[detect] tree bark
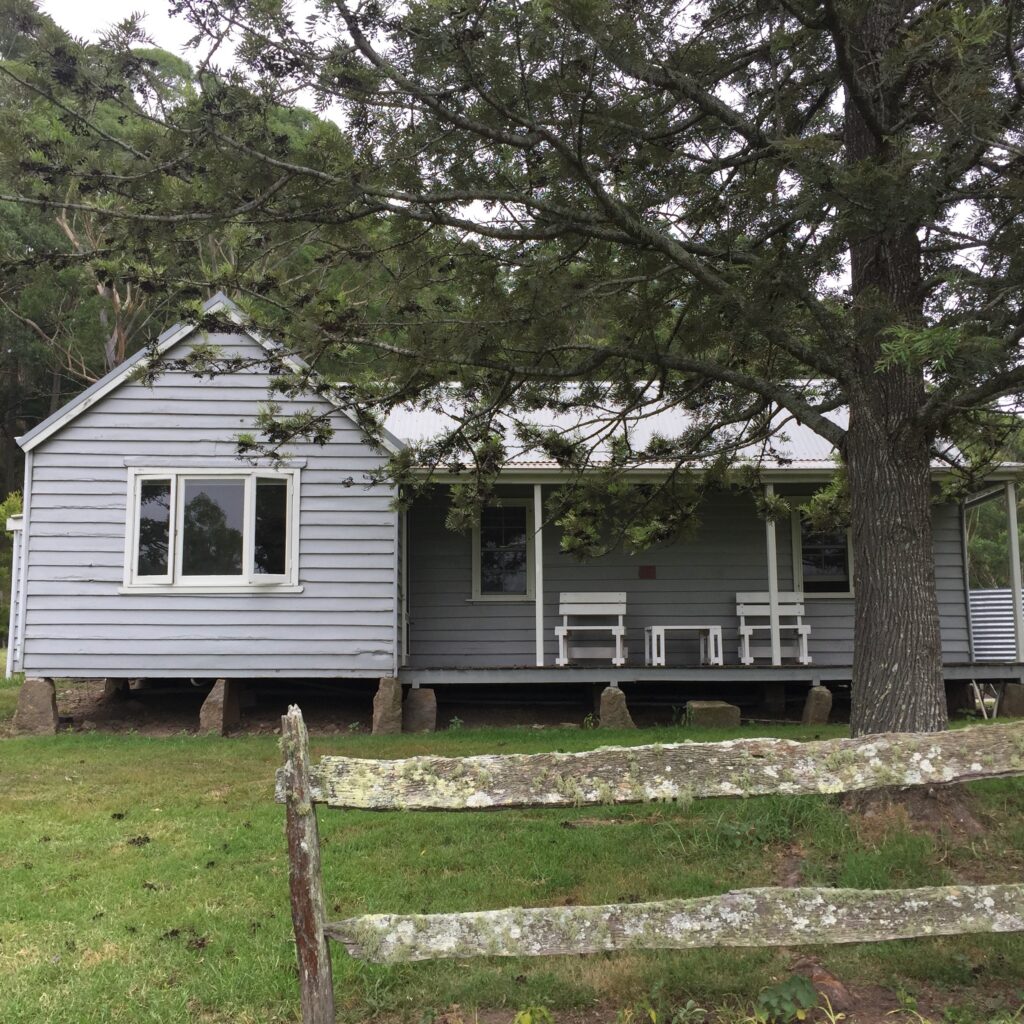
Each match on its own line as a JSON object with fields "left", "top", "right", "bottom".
{"left": 846, "top": 393, "right": 947, "bottom": 734}
{"left": 837, "top": 1, "right": 947, "bottom": 734}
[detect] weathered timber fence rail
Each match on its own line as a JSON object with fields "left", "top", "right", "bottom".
{"left": 276, "top": 707, "right": 1024, "bottom": 1024}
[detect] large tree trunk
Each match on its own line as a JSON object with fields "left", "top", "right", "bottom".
{"left": 845, "top": 392, "right": 947, "bottom": 734}
{"left": 838, "top": 1, "right": 947, "bottom": 734}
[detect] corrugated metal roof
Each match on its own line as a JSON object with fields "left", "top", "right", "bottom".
{"left": 382, "top": 402, "right": 846, "bottom": 470}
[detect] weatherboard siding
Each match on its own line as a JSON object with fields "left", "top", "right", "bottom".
{"left": 21, "top": 332, "right": 397, "bottom": 679}
{"left": 405, "top": 486, "right": 971, "bottom": 670}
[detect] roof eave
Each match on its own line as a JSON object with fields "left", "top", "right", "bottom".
{"left": 405, "top": 462, "right": 1024, "bottom": 484}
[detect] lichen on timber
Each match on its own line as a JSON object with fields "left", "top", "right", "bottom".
{"left": 294, "top": 723, "right": 1024, "bottom": 812}
{"left": 331, "top": 883, "right": 1024, "bottom": 963}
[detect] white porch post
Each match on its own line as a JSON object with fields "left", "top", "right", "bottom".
{"left": 765, "top": 483, "right": 781, "bottom": 665}
{"left": 534, "top": 484, "right": 545, "bottom": 666}
{"left": 1006, "top": 481, "right": 1024, "bottom": 663}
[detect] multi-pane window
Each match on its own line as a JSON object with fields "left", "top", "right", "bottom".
{"left": 796, "top": 516, "right": 851, "bottom": 594}
{"left": 136, "top": 479, "right": 172, "bottom": 577}
{"left": 127, "top": 469, "right": 297, "bottom": 587}
{"left": 473, "top": 503, "right": 533, "bottom": 599}
{"left": 180, "top": 478, "right": 246, "bottom": 577}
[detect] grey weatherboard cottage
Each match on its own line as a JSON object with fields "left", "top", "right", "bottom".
{"left": 6, "top": 295, "right": 1024, "bottom": 693}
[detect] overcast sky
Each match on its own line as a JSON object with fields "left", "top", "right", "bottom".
{"left": 40, "top": 1, "right": 198, "bottom": 55}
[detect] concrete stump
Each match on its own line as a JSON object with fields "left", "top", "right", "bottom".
{"left": 599, "top": 686, "right": 636, "bottom": 729}
{"left": 802, "top": 684, "right": 833, "bottom": 725}
{"left": 686, "top": 700, "right": 741, "bottom": 729}
{"left": 12, "top": 677, "right": 58, "bottom": 735}
{"left": 199, "top": 679, "right": 241, "bottom": 735}
{"left": 403, "top": 688, "right": 437, "bottom": 733}
{"left": 1000, "top": 682, "right": 1024, "bottom": 718}
{"left": 372, "top": 676, "right": 403, "bottom": 735}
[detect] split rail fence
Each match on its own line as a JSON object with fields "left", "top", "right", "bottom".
{"left": 276, "top": 706, "right": 1024, "bottom": 1024}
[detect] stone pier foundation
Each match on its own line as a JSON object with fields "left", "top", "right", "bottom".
{"left": 599, "top": 686, "right": 636, "bottom": 729}
{"left": 13, "top": 677, "right": 58, "bottom": 735}
{"left": 372, "top": 677, "right": 403, "bottom": 735}
{"left": 403, "top": 687, "right": 437, "bottom": 732}
{"left": 199, "top": 679, "right": 241, "bottom": 735}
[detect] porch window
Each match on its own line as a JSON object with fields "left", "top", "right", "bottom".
{"left": 125, "top": 468, "right": 299, "bottom": 589}
{"left": 792, "top": 509, "right": 852, "bottom": 595}
{"left": 472, "top": 502, "right": 534, "bottom": 600}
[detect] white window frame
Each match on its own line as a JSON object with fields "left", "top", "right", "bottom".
{"left": 123, "top": 466, "right": 301, "bottom": 592}
{"left": 471, "top": 499, "right": 535, "bottom": 602}
{"left": 790, "top": 503, "right": 854, "bottom": 598}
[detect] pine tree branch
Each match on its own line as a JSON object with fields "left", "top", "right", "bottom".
{"left": 0, "top": 173, "right": 293, "bottom": 222}
{"left": 0, "top": 63, "right": 152, "bottom": 161}
{"left": 920, "top": 363, "right": 1024, "bottom": 431}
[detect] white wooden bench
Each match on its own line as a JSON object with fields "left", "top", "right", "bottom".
{"left": 737, "top": 591, "right": 812, "bottom": 665}
{"left": 554, "top": 591, "right": 627, "bottom": 666}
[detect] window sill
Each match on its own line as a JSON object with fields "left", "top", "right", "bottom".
{"left": 118, "top": 584, "right": 304, "bottom": 595}
{"left": 466, "top": 597, "right": 535, "bottom": 604}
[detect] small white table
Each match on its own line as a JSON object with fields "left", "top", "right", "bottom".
{"left": 644, "top": 625, "right": 724, "bottom": 667}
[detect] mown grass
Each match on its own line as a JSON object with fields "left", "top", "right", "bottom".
{"left": 0, "top": 658, "right": 21, "bottom": 721}
{"left": 1, "top": 718, "right": 1023, "bottom": 1023}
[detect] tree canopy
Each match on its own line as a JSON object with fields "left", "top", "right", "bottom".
{"left": 2, "top": 0, "right": 1023, "bottom": 732}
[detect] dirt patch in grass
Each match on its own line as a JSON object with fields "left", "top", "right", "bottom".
{"left": 776, "top": 842, "right": 807, "bottom": 886}
{"left": 78, "top": 942, "right": 124, "bottom": 969}
{"left": 843, "top": 784, "right": 988, "bottom": 843}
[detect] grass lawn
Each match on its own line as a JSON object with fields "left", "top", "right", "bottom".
{"left": 0, "top": 656, "right": 19, "bottom": 720}
{"left": 1, "top": 689, "right": 1023, "bottom": 1023}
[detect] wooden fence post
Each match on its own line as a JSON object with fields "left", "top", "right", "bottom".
{"left": 281, "top": 705, "right": 335, "bottom": 1024}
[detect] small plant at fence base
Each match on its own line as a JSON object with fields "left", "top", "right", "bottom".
{"left": 614, "top": 981, "right": 707, "bottom": 1024}
{"left": 750, "top": 976, "right": 819, "bottom": 1023}
{"left": 512, "top": 1007, "right": 554, "bottom": 1024}
{"left": 670, "top": 1000, "right": 708, "bottom": 1024}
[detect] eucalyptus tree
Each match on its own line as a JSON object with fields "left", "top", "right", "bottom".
{"left": 0, "top": 3, "right": 197, "bottom": 494}
{"left": 3, "top": 0, "right": 1024, "bottom": 733}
